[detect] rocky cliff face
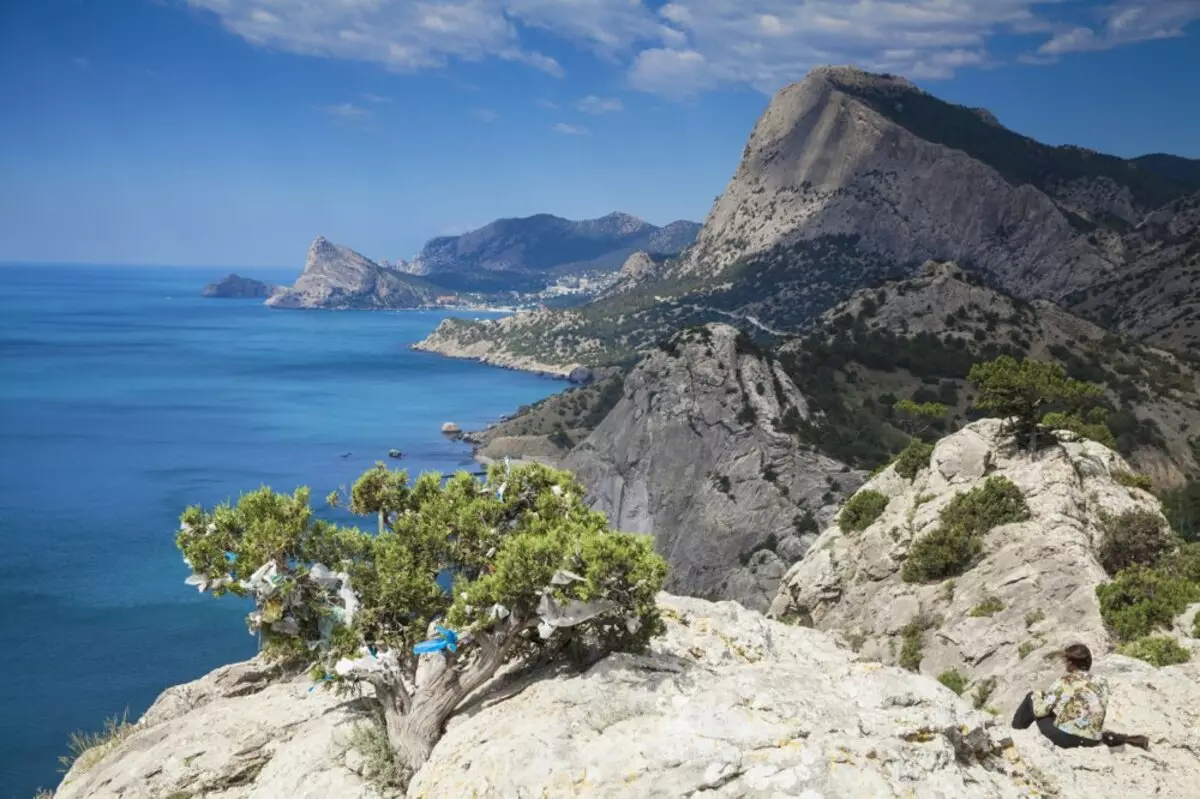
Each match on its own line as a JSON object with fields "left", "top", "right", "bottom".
{"left": 267, "top": 237, "right": 432, "bottom": 310}
{"left": 412, "top": 312, "right": 592, "bottom": 379}
{"left": 401, "top": 212, "right": 699, "bottom": 292}
{"left": 769, "top": 419, "right": 1198, "bottom": 714}
{"left": 201, "top": 273, "right": 284, "bottom": 299}
{"left": 55, "top": 593, "right": 1200, "bottom": 799}
{"left": 563, "top": 324, "right": 862, "bottom": 610}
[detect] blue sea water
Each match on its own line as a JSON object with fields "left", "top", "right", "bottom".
{"left": 0, "top": 264, "right": 559, "bottom": 797}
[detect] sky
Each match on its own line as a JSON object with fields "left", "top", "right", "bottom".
{"left": 0, "top": 0, "right": 1197, "bottom": 268}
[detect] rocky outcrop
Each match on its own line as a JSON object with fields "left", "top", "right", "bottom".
{"left": 56, "top": 593, "right": 1200, "bottom": 799}
{"left": 267, "top": 237, "right": 432, "bottom": 310}
{"left": 597, "top": 250, "right": 665, "bottom": 299}
{"left": 564, "top": 324, "right": 862, "bottom": 610}
{"left": 399, "top": 212, "right": 699, "bottom": 292}
{"left": 671, "top": 67, "right": 1112, "bottom": 302}
{"left": 413, "top": 312, "right": 592, "bottom": 379}
{"left": 201, "top": 273, "right": 284, "bottom": 299}
{"left": 769, "top": 419, "right": 1198, "bottom": 713}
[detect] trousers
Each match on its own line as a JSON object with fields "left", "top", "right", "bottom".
{"left": 1011, "top": 692, "right": 1101, "bottom": 749}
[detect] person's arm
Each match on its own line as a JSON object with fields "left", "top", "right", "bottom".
{"left": 1031, "top": 677, "right": 1063, "bottom": 718}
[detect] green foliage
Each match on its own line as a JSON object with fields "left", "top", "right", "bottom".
{"left": 177, "top": 461, "right": 669, "bottom": 773}
{"left": 969, "top": 596, "right": 1005, "bottom": 617}
{"left": 1041, "top": 408, "right": 1117, "bottom": 449}
{"left": 1098, "top": 509, "right": 1172, "bottom": 576}
{"left": 839, "top": 490, "right": 889, "bottom": 533}
{"left": 1112, "top": 470, "right": 1154, "bottom": 492}
{"left": 792, "top": 510, "right": 818, "bottom": 535}
{"left": 968, "top": 356, "right": 1104, "bottom": 452}
{"left": 972, "top": 677, "right": 997, "bottom": 710}
{"left": 893, "top": 399, "right": 949, "bottom": 438}
{"left": 903, "top": 478, "right": 1029, "bottom": 583}
{"left": 894, "top": 439, "right": 935, "bottom": 481}
{"left": 58, "top": 710, "right": 132, "bottom": 774}
{"left": 899, "top": 622, "right": 925, "bottom": 672}
{"left": 1194, "top": 612, "right": 1200, "bottom": 639}
{"left": 937, "top": 669, "right": 968, "bottom": 696}
{"left": 1019, "top": 640, "right": 1039, "bottom": 659}
{"left": 1097, "top": 546, "right": 1200, "bottom": 642}
{"left": 1117, "top": 635, "right": 1192, "bottom": 667}
{"left": 1025, "top": 609, "right": 1045, "bottom": 628}
{"left": 1160, "top": 481, "right": 1200, "bottom": 543}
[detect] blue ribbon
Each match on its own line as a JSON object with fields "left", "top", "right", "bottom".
{"left": 413, "top": 625, "right": 459, "bottom": 655}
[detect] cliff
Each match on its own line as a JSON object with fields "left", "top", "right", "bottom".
{"left": 201, "top": 273, "right": 285, "bottom": 299}
{"left": 564, "top": 324, "right": 862, "bottom": 610}
{"left": 267, "top": 237, "right": 433, "bottom": 310}
{"left": 55, "top": 593, "right": 1200, "bottom": 798}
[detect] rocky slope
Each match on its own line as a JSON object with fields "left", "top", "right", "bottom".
{"left": 415, "top": 67, "right": 1200, "bottom": 371}
{"left": 201, "top": 273, "right": 285, "bottom": 299}
{"left": 564, "top": 324, "right": 863, "bottom": 610}
{"left": 54, "top": 593, "right": 1200, "bottom": 799}
{"left": 769, "top": 418, "right": 1199, "bottom": 715}
{"left": 268, "top": 237, "right": 433, "bottom": 310}
{"left": 400, "top": 212, "right": 699, "bottom": 292}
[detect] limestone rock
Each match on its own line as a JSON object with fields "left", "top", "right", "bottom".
{"left": 55, "top": 594, "right": 1200, "bottom": 799}
{"left": 564, "top": 324, "right": 862, "bottom": 610}
{"left": 202, "top": 273, "right": 284, "bottom": 299}
{"left": 769, "top": 419, "right": 1183, "bottom": 713}
{"left": 54, "top": 659, "right": 385, "bottom": 799}
{"left": 267, "top": 237, "right": 431, "bottom": 310}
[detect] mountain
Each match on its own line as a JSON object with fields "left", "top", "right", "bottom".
{"left": 400, "top": 212, "right": 700, "bottom": 292}
{"left": 416, "top": 66, "right": 1199, "bottom": 367}
{"left": 563, "top": 324, "right": 862, "bottom": 610}
{"left": 201, "top": 273, "right": 284, "bottom": 299}
{"left": 267, "top": 237, "right": 434, "bottom": 310}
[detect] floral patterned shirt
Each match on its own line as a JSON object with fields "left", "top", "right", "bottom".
{"left": 1032, "top": 671, "right": 1109, "bottom": 741}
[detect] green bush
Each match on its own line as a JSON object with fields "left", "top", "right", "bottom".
{"left": 1193, "top": 612, "right": 1200, "bottom": 639}
{"left": 969, "top": 596, "right": 1005, "bottom": 617}
{"left": 1112, "top": 470, "right": 1153, "bottom": 491}
{"left": 972, "top": 677, "right": 997, "bottom": 710}
{"left": 902, "top": 478, "right": 1028, "bottom": 583}
{"left": 1117, "top": 635, "right": 1191, "bottom": 667}
{"left": 937, "top": 669, "right": 968, "bottom": 695}
{"left": 1096, "top": 562, "right": 1200, "bottom": 642}
{"left": 1025, "top": 609, "right": 1045, "bottom": 628}
{"left": 894, "top": 439, "right": 935, "bottom": 480}
{"left": 1042, "top": 409, "right": 1118, "bottom": 449}
{"left": 1018, "top": 640, "right": 1039, "bottom": 659}
{"left": 1160, "top": 480, "right": 1200, "bottom": 542}
{"left": 839, "top": 490, "right": 889, "bottom": 533}
{"left": 899, "top": 622, "right": 925, "bottom": 672}
{"left": 1098, "top": 509, "right": 1172, "bottom": 576}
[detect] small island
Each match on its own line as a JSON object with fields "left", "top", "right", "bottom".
{"left": 201, "top": 273, "right": 284, "bottom": 299}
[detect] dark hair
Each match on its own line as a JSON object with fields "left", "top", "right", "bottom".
{"left": 1064, "top": 643, "right": 1092, "bottom": 671}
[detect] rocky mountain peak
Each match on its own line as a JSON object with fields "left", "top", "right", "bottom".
{"left": 267, "top": 236, "right": 430, "bottom": 310}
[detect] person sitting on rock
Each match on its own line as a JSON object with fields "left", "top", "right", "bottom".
{"left": 1011, "top": 643, "right": 1148, "bottom": 749}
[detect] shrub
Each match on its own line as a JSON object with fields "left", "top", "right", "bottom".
{"left": 58, "top": 709, "right": 133, "bottom": 774}
{"left": 1042, "top": 409, "right": 1118, "bottom": 449}
{"left": 894, "top": 439, "right": 935, "bottom": 481}
{"left": 792, "top": 510, "right": 818, "bottom": 535}
{"left": 1098, "top": 509, "right": 1172, "bottom": 575}
{"left": 839, "top": 490, "right": 889, "bottom": 533}
{"left": 902, "top": 478, "right": 1028, "bottom": 583}
{"left": 1112, "top": 470, "right": 1153, "bottom": 491}
{"left": 969, "top": 596, "right": 1005, "bottom": 617}
{"left": 937, "top": 669, "right": 968, "bottom": 695}
{"left": 1193, "top": 612, "right": 1200, "bottom": 639}
{"left": 899, "top": 622, "right": 925, "bottom": 672}
{"left": 1096, "top": 562, "right": 1200, "bottom": 642}
{"left": 972, "top": 677, "right": 997, "bottom": 710}
{"left": 1019, "top": 640, "right": 1039, "bottom": 659}
{"left": 1117, "top": 635, "right": 1192, "bottom": 667}
{"left": 1160, "top": 480, "right": 1200, "bottom": 542}
{"left": 1025, "top": 609, "right": 1045, "bottom": 628}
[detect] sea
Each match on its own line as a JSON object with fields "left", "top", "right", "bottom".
{"left": 0, "top": 264, "right": 560, "bottom": 797}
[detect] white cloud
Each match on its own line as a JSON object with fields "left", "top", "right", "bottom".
{"left": 184, "top": 1, "right": 1198, "bottom": 100}
{"left": 536, "top": 98, "right": 559, "bottom": 109}
{"left": 471, "top": 107, "right": 499, "bottom": 122}
{"left": 553, "top": 122, "right": 590, "bottom": 135}
{"left": 1038, "top": 1, "right": 1200, "bottom": 55}
{"left": 318, "top": 102, "right": 373, "bottom": 122}
{"left": 72, "top": 56, "right": 90, "bottom": 68}
{"left": 576, "top": 95, "right": 623, "bottom": 114}
{"left": 363, "top": 92, "right": 392, "bottom": 103}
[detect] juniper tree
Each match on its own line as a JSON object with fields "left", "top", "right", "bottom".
{"left": 968, "top": 356, "right": 1105, "bottom": 452}
{"left": 177, "top": 462, "right": 666, "bottom": 784}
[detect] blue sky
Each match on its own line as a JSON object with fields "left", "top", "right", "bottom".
{"left": 1, "top": 0, "right": 1197, "bottom": 268}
